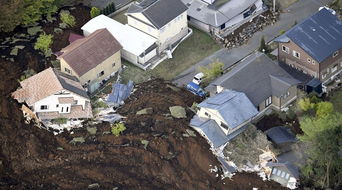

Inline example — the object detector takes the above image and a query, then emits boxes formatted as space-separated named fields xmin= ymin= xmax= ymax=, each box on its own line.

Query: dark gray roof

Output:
xmin=127 ymin=0 xmax=188 ymax=29
xmin=190 ymin=116 xmax=229 ymax=148
xmin=275 ymin=8 xmax=342 ymax=63
xmin=53 ymin=69 xmax=89 ymax=99
xmin=198 ymin=90 xmax=258 ymax=129
xmin=208 ymin=53 xmax=300 ymax=106
xmin=266 ymin=162 xmax=299 ymax=178
xmin=265 ymin=126 xmax=297 ymax=145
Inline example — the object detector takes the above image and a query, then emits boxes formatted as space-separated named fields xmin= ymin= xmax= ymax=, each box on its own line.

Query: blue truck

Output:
xmin=186 ymin=82 xmax=206 ymax=97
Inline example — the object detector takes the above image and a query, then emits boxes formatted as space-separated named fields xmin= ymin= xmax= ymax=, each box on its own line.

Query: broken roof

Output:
xmin=190 ymin=116 xmax=229 ymax=148
xmin=274 ymin=8 xmax=342 ymax=63
xmin=107 ymin=80 xmax=134 ymax=105
xmin=267 ymin=162 xmax=299 ymax=178
xmin=82 ymin=15 xmax=157 ymax=57
xmin=12 ymin=68 xmax=89 ymax=106
xmin=198 ymin=90 xmax=258 ymax=129
xmin=59 ymin=28 xmax=122 ymax=77
xmin=182 ymin=0 xmax=259 ymax=27
xmin=265 ymin=126 xmax=297 ymax=145
xmin=207 ymin=53 xmax=300 ymax=106
xmin=127 ymin=0 xmax=188 ymax=29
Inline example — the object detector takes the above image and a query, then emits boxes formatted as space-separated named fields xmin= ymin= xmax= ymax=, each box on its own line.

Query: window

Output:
xmin=66 ymin=107 xmax=69 ymax=112
xmin=272 ymin=168 xmax=277 ymax=175
xmin=285 ymin=173 xmax=290 ymax=180
xmin=112 ymin=63 xmax=115 ymax=67
xmin=204 ymin=112 xmax=211 ymax=118
xmin=97 ymin=71 xmax=104 ymax=77
xmin=65 ymin=68 xmax=71 ymax=74
xmin=283 ymin=91 xmax=290 ymax=99
xmin=56 ymin=104 xmax=59 ymax=108
xmin=292 ymin=50 xmax=300 ymax=59
xmin=281 ymin=171 xmax=286 ymax=178
xmin=265 ymin=96 xmax=272 ymax=107
xmin=74 ymin=100 xmax=78 ymax=104
xmin=277 ymin=169 xmax=282 ymax=176
xmin=40 ymin=105 xmax=48 ymax=110
xmin=312 ymin=60 xmax=315 ymax=65
xmin=220 ymin=122 xmax=229 ymax=130
xmin=282 ymin=45 xmax=289 ymax=54
xmin=333 ymin=51 xmax=339 ymax=57
xmin=332 ymin=65 xmax=338 ymax=73
xmin=61 ymin=107 xmax=63 ymax=112
xmin=307 ymin=58 xmax=311 ymax=63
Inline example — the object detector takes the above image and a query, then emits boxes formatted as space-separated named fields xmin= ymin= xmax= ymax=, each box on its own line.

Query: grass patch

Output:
xmin=329 ymin=89 xmax=342 ymax=113
xmin=121 ymin=60 xmax=152 ymax=84
xmin=151 ymin=27 xmax=221 ymax=80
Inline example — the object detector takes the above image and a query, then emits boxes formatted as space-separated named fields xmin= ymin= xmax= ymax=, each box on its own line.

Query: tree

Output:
xmin=90 ymin=7 xmax=101 ymax=18
xmin=299 ymin=113 xmax=342 ymax=189
xmin=111 ymin=123 xmax=126 ymax=136
xmin=198 ymin=60 xmax=224 ymax=83
xmin=258 ymin=36 xmax=269 ymax=53
xmin=34 ymin=33 xmax=53 ymax=53
xmin=315 ymin=102 xmax=334 ymax=118
xmin=298 ymin=98 xmax=314 ymax=112
xmin=60 ymin=10 xmax=76 ymax=27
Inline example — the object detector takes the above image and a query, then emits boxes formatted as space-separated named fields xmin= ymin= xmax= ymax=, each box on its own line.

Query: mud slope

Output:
xmin=0 ymin=58 xmax=287 ymax=189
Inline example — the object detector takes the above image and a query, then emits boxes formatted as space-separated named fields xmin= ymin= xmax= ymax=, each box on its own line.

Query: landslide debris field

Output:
xmin=0 ymin=60 xmax=288 ymax=189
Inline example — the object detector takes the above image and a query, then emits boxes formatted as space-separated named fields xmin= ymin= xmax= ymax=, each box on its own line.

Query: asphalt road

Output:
xmin=173 ymin=0 xmax=334 ymax=87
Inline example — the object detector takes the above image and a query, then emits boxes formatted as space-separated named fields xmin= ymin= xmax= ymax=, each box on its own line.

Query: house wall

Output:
xmin=188 ymin=17 xmax=210 ymax=33
xmin=278 ymin=41 xmax=342 ymax=81
xmin=197 ymin=107 xmax=229 ymax=134
xmin=278 ymin=40 xmax=320 ymax=78
xmin=61 ymin=51 xmax=121 ymax=86
xmin=127 ymin=11 xmax=188 ymax=52
xmin=138 ymin=48 xmax=157 ymax=64
xmin=121 ymin=49 xmax=138 ymax=64
xmin=33 ymin=90 xmax=88 ymax=114
xmin=257 ymin=86 xmax=297 ymax=112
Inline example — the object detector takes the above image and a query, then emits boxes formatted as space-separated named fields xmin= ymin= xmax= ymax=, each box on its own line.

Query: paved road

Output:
xmin=173 ymin=0 xmax=333 ymax=87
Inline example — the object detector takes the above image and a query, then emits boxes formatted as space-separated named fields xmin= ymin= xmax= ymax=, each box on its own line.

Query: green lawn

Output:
xmin=151 ymin=27 xmax=221 ymax=80
xmin=330 ymin=88 xmax=342 ymax=113
xmin=121 ymin=60 xmax=152 ymax=84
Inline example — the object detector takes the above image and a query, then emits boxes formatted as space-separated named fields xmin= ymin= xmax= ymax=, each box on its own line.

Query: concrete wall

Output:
xmin=33 ymin=90 xmax=88 ymax=114
xmin=127 ymin=11 xmax=188 ymax=52
xmin=61 ymin=51 xmax=121 ymax=86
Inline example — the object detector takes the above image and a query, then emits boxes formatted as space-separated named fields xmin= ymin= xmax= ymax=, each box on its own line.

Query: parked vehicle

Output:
xmin=192 ymin=72 xmax=204 ymax=85
xmin=186 ymin=82 xmax=206 ymax=97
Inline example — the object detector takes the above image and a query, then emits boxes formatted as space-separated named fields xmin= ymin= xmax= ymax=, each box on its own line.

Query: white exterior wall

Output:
xmin=197 ymin=107 xmax=229 ymax=134
xmin=33 ymin=90 xmax=88 ymax=114
xmin=121 ymin=49 xmax=138 ymax=64
xmin=127 ymin=11 xmax=188 ymax=51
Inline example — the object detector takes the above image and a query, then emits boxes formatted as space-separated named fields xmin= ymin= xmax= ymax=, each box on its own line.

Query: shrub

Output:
xmin=92 ymin=99 xmax=108 ymax=109
xmin=59 ymin=10 xmax=76 ymax=28
xmin=52 ymin=118 xmax=68 ymax=125
xmin=34 ymin=33 xmax=53 ymax=54
xmin=90 ymin=7 xmax=101 ymax=18
xmin=298 ymin=98 xmax=315 ymax=112
xmin=198 ymin=60 xmax=224 ymax=83
xmin=19 ymin=69 xmax=36 ymax=81
xmin=111 ymin=123 xmax=126 ymax=136
xmin=258 ymin=36 xmax=270 ymax=53
xmin=315 ymin=102 xmax=334 ymax=118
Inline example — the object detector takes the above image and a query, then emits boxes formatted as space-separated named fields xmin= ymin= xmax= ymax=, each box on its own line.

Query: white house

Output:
xmin=182 ymin=0 xmax=264 ymax=36
xmin=12 ymin=68 xmax=92 ymax=120
xmin=81 ymin=15 xmax=158 ymax=70
xmin=190 ymin=90 xmax=258 ymax=147
xmin=126 ymin=0 xmax=189 ymax=52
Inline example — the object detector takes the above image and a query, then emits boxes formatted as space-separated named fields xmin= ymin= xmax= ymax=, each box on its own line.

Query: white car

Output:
xmin=192 ymin=72 xmax=204 ymax=85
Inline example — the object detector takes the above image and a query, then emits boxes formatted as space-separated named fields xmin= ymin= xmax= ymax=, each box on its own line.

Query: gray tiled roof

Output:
xmin=265 ymin=126 xmax=297 ymax=145
xmin=198 ymin=90 xmax=258 ymax=129
xmin=275 ymin=8 xmax=342 ymax=63
xmin=182 ymin=0 xmax=259 ymax=27
xmin=54 ymin=69 xmax=89 ymax=99
xmin=207 ymin=53 xmax=300 ymax=106
xmin=127 ymin=0 xmax=188 ymax=29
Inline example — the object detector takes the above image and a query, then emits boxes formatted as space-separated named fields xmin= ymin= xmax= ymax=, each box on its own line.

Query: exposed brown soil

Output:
xmin=255 ymin=113 xmax=303 ymax=135
xmin=0 ymin=5 xmax=289 ymax=190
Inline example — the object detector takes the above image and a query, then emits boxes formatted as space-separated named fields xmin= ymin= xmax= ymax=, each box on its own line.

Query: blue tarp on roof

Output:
xmin=107 ymin=80 xmax=134 ymax=105
xmin=276 ymin=8 xmax=342 ymax=63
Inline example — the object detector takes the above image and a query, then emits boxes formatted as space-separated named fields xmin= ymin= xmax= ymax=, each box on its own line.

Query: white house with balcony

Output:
xmin=126 ymin=0 xmax=189 ymax=53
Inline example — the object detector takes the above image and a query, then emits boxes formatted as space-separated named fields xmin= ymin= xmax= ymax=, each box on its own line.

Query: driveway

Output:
xmin=173 ymin=0 xmax=334 ymax=87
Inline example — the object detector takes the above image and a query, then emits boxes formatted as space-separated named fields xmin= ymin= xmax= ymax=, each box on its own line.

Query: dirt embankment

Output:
xmin=0 ymin=5 xmax=287 ymax=190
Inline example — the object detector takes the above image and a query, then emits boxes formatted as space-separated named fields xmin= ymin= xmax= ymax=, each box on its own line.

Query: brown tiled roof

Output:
xmin=12 ymin=68 xmax=89 ymax=106
xmin=59 ymin=28 xmax=122 ymax=77
xmin=58 ymin=97 xmax=75 ymax=104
